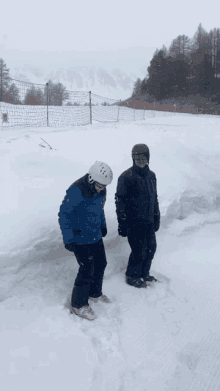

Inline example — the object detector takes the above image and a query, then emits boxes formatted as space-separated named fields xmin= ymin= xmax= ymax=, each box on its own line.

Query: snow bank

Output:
xmin=1 ymin=112 xmax=220 ymax=391
xmin=1 ymin=113 xmax=220 ymax=300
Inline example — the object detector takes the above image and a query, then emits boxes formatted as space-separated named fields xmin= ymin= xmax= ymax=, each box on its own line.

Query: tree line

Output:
xmin=132 ymin=24 xmax=220 ymax=104
xmin=0 ymin=59 xmax=69 ymax=105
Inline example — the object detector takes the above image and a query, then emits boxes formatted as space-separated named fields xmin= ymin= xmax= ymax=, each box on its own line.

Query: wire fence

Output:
xmin=0 ymin=77 xmax=125 ymax=127
xmin=1 ymin=76 xmax=218 ymax=128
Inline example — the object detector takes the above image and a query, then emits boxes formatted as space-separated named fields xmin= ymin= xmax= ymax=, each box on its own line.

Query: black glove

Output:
xmin=73 ymin=229 xmax=83 ymax=236
xmin=101 ymin=227 xmax=107 ymax=238
xmin=118 ymin=225 xmax=127 ymax=237
xmin=154 ymin=216 xmax=160 ymax=232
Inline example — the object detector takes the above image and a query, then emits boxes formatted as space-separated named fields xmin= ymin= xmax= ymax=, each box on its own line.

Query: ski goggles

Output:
xmin=94 ymin=181 xmax=107 ymax=190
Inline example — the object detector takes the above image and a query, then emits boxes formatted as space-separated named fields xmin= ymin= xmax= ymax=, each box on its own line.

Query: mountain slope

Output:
xmin=10 ymin=64 xmax=137 ymax=100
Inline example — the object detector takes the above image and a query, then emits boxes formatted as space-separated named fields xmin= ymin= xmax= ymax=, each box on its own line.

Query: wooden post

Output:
xmin=89 ymin=91 xmax=92 ymax=124
xmin=117 ymin=99 xmax=121 ymax=121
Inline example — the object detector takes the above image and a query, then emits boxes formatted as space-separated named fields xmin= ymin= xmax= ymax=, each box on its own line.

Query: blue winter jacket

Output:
xmin=58 ymin=174 xmax=107 ymax=245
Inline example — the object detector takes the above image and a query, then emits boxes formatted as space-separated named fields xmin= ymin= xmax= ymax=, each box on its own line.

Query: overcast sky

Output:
xmin=1 ymin=0 xmax=220 ymax=76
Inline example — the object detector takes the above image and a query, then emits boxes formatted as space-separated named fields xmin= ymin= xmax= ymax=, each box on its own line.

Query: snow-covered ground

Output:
xmin=1 ymin=111 xmax=220 ymax=391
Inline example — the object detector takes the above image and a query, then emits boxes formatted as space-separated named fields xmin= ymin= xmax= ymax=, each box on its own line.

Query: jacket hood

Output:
xmin=132 ymin=143 xmax=150 ymax=166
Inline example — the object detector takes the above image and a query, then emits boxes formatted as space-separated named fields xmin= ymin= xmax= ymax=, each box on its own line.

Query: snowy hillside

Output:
xmin=10 ymin=64 xmax=137 ymax=100
xmin=1 ymin=112 xmax=220 ymax=390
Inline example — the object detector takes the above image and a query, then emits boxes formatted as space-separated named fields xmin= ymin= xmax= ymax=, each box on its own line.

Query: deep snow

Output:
xmin=1 ymin=111 xmax=220 ymax=390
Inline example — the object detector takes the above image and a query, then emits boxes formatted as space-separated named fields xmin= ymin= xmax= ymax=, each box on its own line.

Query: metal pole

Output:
xmin=46 ymin=83 xmax=49 ymax=126
xmin=89 ymin=91 xmax=92 ymax=124
xmin=117 ymin=99 xmax=121 ymax=122
xmin=144 ymin=105 xmax=145 ymax=120
xmin=134 ymin=102 xmax=135 ymax=121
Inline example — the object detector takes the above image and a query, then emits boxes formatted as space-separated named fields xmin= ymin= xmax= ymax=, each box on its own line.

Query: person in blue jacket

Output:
xmin=115 ymin=144 xmax=160 ymax=288
xmin=58 ymin=161 xmax=113 ymax=321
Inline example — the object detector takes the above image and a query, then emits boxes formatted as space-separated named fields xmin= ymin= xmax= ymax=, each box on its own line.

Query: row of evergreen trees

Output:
xmin=132 ymin=24 xmax=220 ymax=103
xmin=0 ymin=59 xmax=69 ymax=105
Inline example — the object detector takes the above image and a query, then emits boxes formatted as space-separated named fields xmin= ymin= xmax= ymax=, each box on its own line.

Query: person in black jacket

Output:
xmin=115 ymin=144 xmax=160 ymax=288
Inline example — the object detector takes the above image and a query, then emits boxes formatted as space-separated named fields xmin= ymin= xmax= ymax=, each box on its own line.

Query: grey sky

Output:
xmin=1 ymin=0 xmax=220 ymax=76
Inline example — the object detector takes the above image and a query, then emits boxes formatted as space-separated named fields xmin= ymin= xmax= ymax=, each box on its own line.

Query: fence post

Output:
xmin=46 ymin=83 xmax=49 ymax=126
xmin=117 ymin=99 xmax=121 ymax=121
xmin=89 ymin=91 xmax=92 ymax=124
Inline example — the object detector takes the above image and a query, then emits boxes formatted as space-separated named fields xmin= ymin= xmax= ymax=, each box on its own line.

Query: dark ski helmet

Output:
xmin=131 ymin=144 xmax=150 ymax=163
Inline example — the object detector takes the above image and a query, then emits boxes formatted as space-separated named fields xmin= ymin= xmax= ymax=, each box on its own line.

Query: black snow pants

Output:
xmin=126 ymin=222 xmax=157 ymax=280
xmin=65 ymin=239 xmax=107 ymax=309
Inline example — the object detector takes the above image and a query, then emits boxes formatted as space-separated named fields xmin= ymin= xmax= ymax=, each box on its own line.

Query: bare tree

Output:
xmin=181 ymin=35 xmax=191 ymax=56
xmin=210 ymin=28 xmax=220 ymax=76
xmin=161 ymin=44 xmax=168 ymax=57
xmin=192 ymin=23 xmax=208 ymax=51
xmin=168 ymin=35 xmax=191 ymax=58
xmin=24 ymin=85 xmax=45 ymax=105
xmin=169 ymin=36 xmax=182 ymax=57
xmin=216 ymin=28 xmax=220 ymax=76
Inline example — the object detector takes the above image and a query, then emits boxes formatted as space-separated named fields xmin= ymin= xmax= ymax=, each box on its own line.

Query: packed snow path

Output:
xmin=1 ymin=224 xmax=220 ymax=391
xmin=1 ymin=112 xmax=220 ymax=390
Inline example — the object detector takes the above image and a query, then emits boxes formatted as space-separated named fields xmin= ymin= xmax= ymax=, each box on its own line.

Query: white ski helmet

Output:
xmin=88 ymin=161 xmax=113 ymax=186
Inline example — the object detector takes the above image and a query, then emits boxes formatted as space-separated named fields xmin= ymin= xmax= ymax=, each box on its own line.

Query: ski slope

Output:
xmin=1 ymin=111 xmax=220 ymax=390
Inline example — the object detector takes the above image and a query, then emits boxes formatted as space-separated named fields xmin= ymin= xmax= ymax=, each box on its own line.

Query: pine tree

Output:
xmin=4 ymin=83 xmax=21 ymax=104
xmin=170 ymin=54 xmax=190 ymax=94
xmin=0 ymin=58 xmax=11 ymax=102
xmin=146 ymin=50 xmax=170 ymax=100
xmin=198 ymin=53 xmax=215 ymax=95
xmin=45 ymin=80 xmax=69 ymax=106
xmin=132 ymin=78 xmax=142 ymax=97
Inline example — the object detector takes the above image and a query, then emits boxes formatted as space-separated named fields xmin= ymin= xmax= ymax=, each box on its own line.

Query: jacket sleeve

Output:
xmin=153 ymin=176 xmax=160 ymax=232
xmin=115 ymin=175 xmax=128 ymax=225
xmin=100 ymin=192 xmax=107 ymax=230
xmin=58 ymin=187 xmax=81 ymax=241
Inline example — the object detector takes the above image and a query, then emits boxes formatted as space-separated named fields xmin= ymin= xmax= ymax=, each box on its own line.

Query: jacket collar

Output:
xmin=82 ymin=174 xmax=106 ymax=198
xmin=133 ymin=162 xmax=149 ymax=177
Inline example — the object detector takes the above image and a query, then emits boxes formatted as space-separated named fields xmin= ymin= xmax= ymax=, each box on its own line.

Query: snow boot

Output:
xmin=71 ymin=305 xmax=96 ymax=320
xmin=144 ymin=275 xmax=157 ymax=282
xmin=126 ymin=276 xmax=146 ymax=288
xmin=89 ymin=295 xmax=111 ymax=303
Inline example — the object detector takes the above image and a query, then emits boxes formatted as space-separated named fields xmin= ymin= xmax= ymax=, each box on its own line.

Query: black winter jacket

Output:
xmin=115 ymin=164 xmax=160 ymax=232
